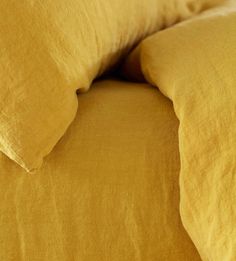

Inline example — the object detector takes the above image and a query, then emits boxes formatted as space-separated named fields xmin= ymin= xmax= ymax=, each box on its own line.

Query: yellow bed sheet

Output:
xmin=0 ymin=80 xmax=200 ymax=261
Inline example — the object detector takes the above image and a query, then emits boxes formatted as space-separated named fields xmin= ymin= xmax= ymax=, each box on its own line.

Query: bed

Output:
xmin=0 ymin=1 xmax=235 ymax=260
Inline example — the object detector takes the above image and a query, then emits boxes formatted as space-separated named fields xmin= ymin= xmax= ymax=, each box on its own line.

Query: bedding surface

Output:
xmin=0 ymin=80 xmax=200 ymax=261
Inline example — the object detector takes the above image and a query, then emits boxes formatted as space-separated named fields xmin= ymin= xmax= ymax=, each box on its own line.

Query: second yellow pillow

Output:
xmin=122 ymin=2 xmax=236 ymax=260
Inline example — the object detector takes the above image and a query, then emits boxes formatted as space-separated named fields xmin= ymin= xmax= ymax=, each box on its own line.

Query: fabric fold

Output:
xmin=122 ymin=2 xmax=236 ymax=260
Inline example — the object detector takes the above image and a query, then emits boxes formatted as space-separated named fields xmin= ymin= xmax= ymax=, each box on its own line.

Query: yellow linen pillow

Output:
xmin=122 ymin=2 xmax=236 ymax=260
xmin=0 ymin=0 xmax=223 ymax=171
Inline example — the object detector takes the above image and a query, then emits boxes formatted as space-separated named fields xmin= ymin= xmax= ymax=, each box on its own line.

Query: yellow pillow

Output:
xmin=0 ymin=0 xmax=223 ymax=171
xmin=122 ymin=2 xmax=236 ymax=260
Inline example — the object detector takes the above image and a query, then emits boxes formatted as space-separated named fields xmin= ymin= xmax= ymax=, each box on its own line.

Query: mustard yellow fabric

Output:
xmin=123 ymin=2 xmax=236 ymax=260
xmin=0 ymin=0 xmax=224 ymax=172
xmin=0 ymin=80 xmax=201 ymax=261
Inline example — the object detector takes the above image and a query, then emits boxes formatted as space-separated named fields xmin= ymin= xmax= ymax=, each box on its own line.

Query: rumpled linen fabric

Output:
xmin=0 ymin=0 xmax=220 ymax=172
xmin=122 ymin=2 xmax=236 ymax=260
xmin=0 ymin=80 xmax=201 ymax=261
